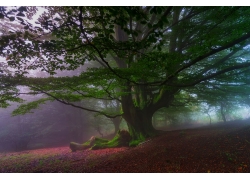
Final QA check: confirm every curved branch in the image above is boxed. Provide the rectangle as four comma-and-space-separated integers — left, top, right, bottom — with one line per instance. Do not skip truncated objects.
174, 62, 250, 87
77, 7, 135, 84
161, 31, 250, 86
142, 7, 173, 41
28, 85, 123, 118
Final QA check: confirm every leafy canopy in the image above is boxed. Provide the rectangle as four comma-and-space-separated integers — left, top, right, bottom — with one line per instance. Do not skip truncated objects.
1, 6, 250, 117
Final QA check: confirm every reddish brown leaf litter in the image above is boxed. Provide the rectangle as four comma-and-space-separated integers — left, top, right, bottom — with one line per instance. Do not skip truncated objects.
0, 120, 250, 173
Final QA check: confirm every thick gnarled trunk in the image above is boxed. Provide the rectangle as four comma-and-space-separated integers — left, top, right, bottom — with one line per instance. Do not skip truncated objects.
121, 85, 162, 146
125, 108, 156, 146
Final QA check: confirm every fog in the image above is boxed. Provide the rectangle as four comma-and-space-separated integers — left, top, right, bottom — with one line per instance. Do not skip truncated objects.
1, 92, 249, 153
0, 58, 120, 152
2, 6, 250, 154
0, 94, 125, 152
1, 59, 250, 152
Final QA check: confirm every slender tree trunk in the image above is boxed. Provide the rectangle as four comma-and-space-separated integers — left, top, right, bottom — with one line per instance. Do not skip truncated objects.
206, 112, 212, 125
169, 7, 181, 53
220, 102, 227, 123
96, 125, 104, 137
74, 101, 87, 142
111, 117, 121, 135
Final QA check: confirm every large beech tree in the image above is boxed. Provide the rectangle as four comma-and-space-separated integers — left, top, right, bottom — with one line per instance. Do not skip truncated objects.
2, 6, 250, 146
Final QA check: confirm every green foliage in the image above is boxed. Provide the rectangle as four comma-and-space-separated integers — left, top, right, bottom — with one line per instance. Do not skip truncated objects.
2, 6, 250, 145
0, 96, 24, 108
12, 98, 52, 116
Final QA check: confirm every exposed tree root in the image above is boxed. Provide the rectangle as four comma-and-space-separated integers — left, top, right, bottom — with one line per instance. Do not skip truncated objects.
69, 130, 131, 152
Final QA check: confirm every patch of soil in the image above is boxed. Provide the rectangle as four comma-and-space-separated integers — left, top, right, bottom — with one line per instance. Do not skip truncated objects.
1, 120, 250, 173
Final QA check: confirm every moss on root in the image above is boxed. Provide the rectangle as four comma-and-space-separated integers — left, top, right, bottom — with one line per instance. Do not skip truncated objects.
129, 140, 143, 147
129, 133, 146, 147
69, 130, 131, 152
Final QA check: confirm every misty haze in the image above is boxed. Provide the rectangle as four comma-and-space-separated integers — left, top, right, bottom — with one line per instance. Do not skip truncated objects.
1, 6, 250, 173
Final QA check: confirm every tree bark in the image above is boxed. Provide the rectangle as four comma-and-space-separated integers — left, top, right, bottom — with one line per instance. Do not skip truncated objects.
220, 102, 227, 123
120, 85, 159, 145
112, 17, 178, 146
125, 108, 156, 146
111, 116, 122, 135
206, 112, 212, 125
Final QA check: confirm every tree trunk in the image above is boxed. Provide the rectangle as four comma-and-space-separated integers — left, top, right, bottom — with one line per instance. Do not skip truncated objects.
96, 125, 104, 137
220, 102, 227, 123
119, 81, 177, 146
111, 116, 121, 135
70, 87, 175, 149
122, 105, 157, 146
74, 101, 87, 142
206, 112, 212, 125
112, 21, 178, 147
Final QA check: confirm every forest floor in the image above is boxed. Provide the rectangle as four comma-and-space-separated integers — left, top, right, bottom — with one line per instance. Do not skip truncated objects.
0, 119, 250, 173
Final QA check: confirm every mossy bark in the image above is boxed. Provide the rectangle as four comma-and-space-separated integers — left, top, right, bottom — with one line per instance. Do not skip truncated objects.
69, 130, 130, 151
70, 136, 97, 152
125, 108, 158, 146
70, 107, 162, 151
69, 82, 176, 151
91, 130, 131, 150
119, 83, 177, 147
